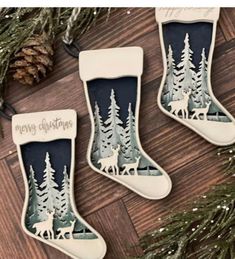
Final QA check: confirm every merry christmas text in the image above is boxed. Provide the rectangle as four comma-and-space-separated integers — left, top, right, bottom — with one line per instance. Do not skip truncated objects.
15, 118, 73, 136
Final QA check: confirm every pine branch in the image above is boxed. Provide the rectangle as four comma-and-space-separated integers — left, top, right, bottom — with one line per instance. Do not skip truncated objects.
137, 180, 235, 259
0, 7, 111, 99
137, 148, 235, 259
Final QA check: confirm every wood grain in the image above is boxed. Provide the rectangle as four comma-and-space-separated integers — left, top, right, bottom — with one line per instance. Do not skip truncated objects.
87, 200, 143, 258
1, 7, 235, 259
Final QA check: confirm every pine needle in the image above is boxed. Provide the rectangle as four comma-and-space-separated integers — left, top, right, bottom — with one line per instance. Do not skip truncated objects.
0, 7, 111, 127
137, 150, 235, 259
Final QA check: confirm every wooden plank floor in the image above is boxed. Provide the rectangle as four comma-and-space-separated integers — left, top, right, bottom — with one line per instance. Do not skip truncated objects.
1, 8, 235, 259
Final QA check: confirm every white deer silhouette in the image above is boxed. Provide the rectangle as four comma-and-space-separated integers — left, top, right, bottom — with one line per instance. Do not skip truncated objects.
122, 156, 141, 176
57, 220, 76, 239
98, 145, 120, 175
191, 101, 211, 120
33, 209, 55, 239
168, 89, 191, 119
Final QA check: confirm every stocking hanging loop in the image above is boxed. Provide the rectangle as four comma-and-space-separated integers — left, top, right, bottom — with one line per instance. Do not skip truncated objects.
0, 97, 16, 121
63, 41, 80, 58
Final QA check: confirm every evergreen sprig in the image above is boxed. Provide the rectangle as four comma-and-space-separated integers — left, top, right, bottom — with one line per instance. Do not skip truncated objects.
138, 145, 235, 259
0, 7, 110, 98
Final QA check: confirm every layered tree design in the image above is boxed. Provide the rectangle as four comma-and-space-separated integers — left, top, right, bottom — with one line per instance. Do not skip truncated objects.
123, 103, 139, 162
91, 89, 162, 176
161, 33, 230, 122
92, 103, 107, 161
26, 166, 43, 227
162, 45, 176, 104
26, 152, 97, 240
105, 89, 124, 146
196, 48, 210, 107
40, 152, 59, 220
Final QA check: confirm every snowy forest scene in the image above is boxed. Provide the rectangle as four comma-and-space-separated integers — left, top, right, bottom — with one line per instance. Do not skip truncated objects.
161, 32, 231, 123
26, 152, 96, 240
91, 88, 162, 177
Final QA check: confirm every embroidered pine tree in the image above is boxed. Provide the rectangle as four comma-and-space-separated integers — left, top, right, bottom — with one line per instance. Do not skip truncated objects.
123, 103, 139, 162
105, 89, 124, 153
27, 165, 43, 227
177, 33, 197, 108
163, 45, 176, 104
92, 102, 108, 160
196, 48, 210, 107
40, 152, 59, 219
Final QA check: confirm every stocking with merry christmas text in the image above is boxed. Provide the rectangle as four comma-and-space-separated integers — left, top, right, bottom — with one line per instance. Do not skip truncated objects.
12, 110, 106, 259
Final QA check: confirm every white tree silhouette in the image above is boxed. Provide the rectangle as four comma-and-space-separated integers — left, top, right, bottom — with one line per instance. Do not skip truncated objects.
92, 102, 108, 160
196, 48, 210, 107
176, 33, 197, 106
59, 166, 71, 218
40, 152, 59, 218
28, 165, 43, 221
105, 89, 124, 151
123, 103, 139, 162
163, 45, 176, 104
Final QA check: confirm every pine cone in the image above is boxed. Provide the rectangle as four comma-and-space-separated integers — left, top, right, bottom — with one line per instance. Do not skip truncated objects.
10, 33, 54, 86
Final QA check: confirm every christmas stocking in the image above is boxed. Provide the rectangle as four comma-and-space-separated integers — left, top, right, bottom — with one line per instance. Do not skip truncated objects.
156, 8, 235, 146
79, 47, 172, 199
12, 110, 106, 259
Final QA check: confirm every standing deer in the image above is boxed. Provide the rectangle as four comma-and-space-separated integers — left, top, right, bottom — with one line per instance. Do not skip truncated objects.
98, 145, 120, 175
168, 89, 191, 119
57, 220, 76, 239
122, 156, 141, 176
191, 101, 211, 120
33, 209, 55, 239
